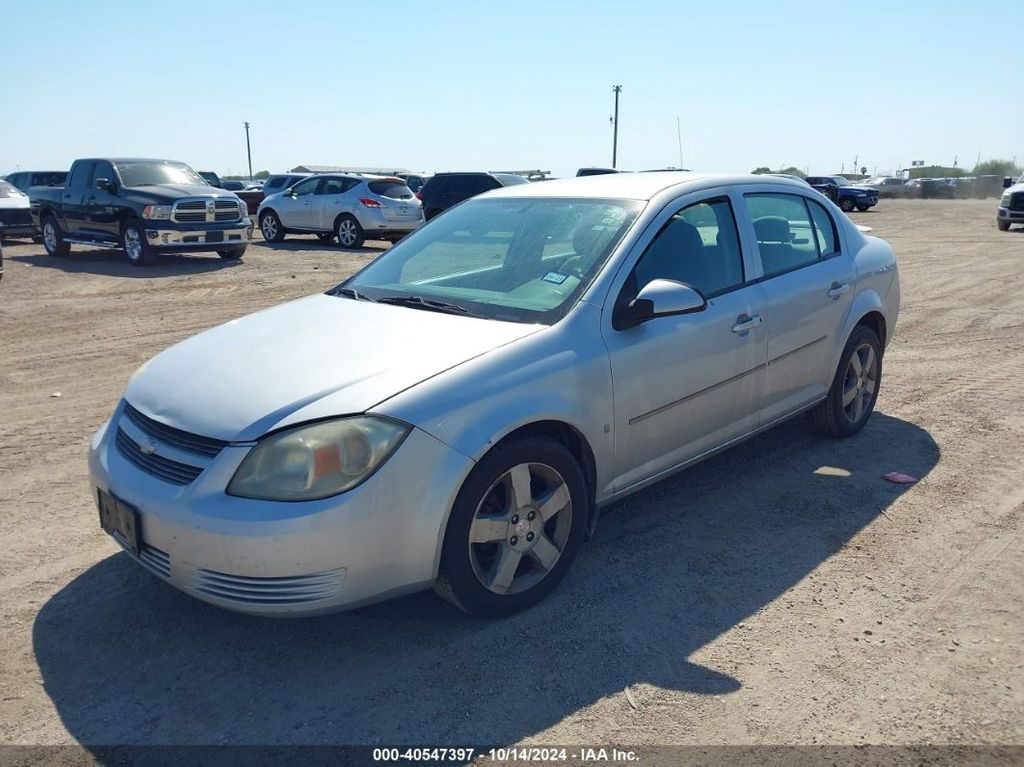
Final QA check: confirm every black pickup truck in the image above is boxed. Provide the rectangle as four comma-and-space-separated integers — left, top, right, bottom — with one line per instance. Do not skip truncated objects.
30, 158, 252, 266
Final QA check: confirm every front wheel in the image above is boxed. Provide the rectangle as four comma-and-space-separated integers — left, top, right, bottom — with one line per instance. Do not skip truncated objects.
259, 211, 285, 242
434, 437, 588, 617
806, 325, 882, 437
42, 216, 70, 257
839, 197, 856, 212
122, 220, 157, 266
217, 246, 246, 260
335, 215, 365, 249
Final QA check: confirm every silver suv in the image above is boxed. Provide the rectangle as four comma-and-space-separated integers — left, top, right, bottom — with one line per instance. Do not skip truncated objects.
257, 175, 423, 248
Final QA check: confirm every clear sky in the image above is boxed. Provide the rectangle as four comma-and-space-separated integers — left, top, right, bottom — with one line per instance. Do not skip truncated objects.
1, 0, 1019, 178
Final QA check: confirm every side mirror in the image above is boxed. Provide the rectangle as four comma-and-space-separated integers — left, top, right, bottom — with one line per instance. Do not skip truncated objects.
1004, 177, 1014, 189
615, 279, 707, 330
95, 178, 115, 193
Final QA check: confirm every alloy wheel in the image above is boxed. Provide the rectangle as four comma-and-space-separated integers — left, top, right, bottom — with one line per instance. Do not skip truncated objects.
261, 215, 278, 240
43, 222, 57, 253
124, 227, 142, 261
467, 462, 572, 596
337, 219, 358, 247
842, 343, 877, 422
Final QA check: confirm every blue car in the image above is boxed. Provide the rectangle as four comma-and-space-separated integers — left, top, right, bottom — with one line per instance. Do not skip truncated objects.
806, 176, 879, 212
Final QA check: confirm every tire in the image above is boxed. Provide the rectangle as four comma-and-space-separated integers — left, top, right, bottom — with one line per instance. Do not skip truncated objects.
335, 215, 365, 249
259, 211, 285, 242
217, 246, 246, 259
316, 232, 335, 242
839, 197, 856, 212
806, 325, 883, 438
122, 219, 157, 266
41, 216, 70, 257
997, 220, 1011, 232
434, 436, 588, 617
856, 205, 870, 212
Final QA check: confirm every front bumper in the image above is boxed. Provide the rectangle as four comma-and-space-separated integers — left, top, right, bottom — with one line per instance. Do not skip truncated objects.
0, 223, 38, 238
997, 206, 1024, 223
145, 219, 253, 252
88, 402, 474, 616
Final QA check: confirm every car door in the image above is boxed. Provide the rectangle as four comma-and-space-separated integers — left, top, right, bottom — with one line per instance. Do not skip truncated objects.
83, 160, 120, 241
313, 176, 359, 230
274, 176, 318, 228
60, 161, 94, 235
602, 192, 768, 492
741, 192, 855, 425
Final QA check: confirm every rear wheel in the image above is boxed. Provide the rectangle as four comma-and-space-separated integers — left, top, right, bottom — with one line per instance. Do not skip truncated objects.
335, 215, 365, 249
259, 211, 285, 242
806, 325, 882, 437
839, 197, 856, 212
122, 219, 157, 266
997, 220, 1011, 232
42, 216, 70, 257
434, 437, 588, 617
217, 246, 246, 260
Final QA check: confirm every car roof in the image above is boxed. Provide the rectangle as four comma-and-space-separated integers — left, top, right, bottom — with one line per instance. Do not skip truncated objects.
482, 172, 811, 201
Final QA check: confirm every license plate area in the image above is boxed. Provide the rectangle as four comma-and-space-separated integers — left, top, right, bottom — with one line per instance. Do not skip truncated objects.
98, 489, 141, 556
205, 231, 224, 243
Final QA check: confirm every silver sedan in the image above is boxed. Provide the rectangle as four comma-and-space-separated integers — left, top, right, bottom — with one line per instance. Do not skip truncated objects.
89, 172, 900, 617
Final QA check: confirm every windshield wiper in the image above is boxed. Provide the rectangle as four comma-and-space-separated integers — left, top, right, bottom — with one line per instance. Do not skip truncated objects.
333, 286, 373, 301
375, 295, 476, 317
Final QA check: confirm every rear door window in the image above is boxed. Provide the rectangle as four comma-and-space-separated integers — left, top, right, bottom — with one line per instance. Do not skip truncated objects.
807, 199, 839, 256
68, 162, 94, 190
744, 193, 820, 277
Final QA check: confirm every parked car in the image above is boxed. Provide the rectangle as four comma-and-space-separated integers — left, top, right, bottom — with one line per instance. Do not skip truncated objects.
261, 173, 311, 197
30, 158, 252, 266
0, 180, 37, 240
861, 177, 907, 198
219, 180, 248, 191
806, 176, 879, 212
419, 172, 529, 220
89, 172, 899, 617
258, 174, 422, 248
972, 175, 1006, 199
5, 170, 67, 192
997, 176, 1024, 231
199, 171, 223, 188
395, 172, 432, 194
903, 178, 955, 199
198, 173, 264, 213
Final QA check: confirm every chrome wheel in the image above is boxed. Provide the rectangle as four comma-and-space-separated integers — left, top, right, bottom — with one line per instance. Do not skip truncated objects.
842, 342, 877, 422
337, 219, 358, 247
260, 214, 278, 240
467, 462, 572, 596
123, 226, 142, 262
43, 221, 57, 253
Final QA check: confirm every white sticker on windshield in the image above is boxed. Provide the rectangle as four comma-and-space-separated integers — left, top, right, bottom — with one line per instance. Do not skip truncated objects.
542, 271, 569, 285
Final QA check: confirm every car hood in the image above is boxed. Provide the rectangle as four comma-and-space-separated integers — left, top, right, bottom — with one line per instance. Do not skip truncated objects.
123, 184, 241, 202
1006, 183, 1024, 195
0, 196, 30, 210
124, 294, 542, 441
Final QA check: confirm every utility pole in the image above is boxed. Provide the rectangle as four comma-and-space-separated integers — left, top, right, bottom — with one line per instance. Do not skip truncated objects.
244, 122, 253, 181
611, 85, 622, 168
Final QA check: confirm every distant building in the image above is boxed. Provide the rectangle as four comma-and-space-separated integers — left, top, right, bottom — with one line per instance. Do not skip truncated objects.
290, 164, 409, 175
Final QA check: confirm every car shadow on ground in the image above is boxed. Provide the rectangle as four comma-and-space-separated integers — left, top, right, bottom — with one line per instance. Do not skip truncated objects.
33, 412, 937, 747
252, 238, 390, 255
10, 249, 243, 278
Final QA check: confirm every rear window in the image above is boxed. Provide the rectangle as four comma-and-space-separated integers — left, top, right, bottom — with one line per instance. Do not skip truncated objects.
32, 172, 66, 187
367, 180, 414, 199
265, 177, 287, 190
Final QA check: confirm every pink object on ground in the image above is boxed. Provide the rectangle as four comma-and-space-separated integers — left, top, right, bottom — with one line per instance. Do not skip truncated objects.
883, 472, 918, 484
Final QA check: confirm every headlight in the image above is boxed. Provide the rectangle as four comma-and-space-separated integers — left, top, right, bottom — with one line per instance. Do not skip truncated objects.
142, 205, 172, 220
1001, 194, 1011, 207
227, 416, 409, 501
238, 200, 248, 218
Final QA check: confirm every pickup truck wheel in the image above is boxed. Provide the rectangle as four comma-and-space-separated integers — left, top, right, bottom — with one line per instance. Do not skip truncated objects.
806, 325, 882, 438
335, 215, 365, 249
856, 205, 870, 212
997, 220, 1011, 232
259, 211, 285, 242
42, 217, 70, 257
217, 246, 246, 260
839, 197, 856, 212
122, 220, 157, 266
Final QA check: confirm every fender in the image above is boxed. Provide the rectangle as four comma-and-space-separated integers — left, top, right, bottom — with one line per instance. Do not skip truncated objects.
829, 286, 887, 374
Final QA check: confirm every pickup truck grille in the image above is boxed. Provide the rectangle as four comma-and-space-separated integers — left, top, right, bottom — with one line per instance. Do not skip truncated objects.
171, 198, 242, 223
1010, 192, 1024, 211
0, 209, 33, 226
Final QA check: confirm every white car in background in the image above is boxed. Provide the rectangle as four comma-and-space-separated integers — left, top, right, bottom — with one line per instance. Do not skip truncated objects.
90, 172, 899, 618
257, 174, 423, 248
0, 180, 36, 241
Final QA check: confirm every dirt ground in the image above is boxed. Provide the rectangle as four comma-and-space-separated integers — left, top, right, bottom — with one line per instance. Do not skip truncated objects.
0, 200, 1021, 753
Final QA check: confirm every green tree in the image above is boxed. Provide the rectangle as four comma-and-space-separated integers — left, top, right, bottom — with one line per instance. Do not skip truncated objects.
751, 166, 772, 175
972, 159, 1020, 177
777, 166, 806, 178
255, 170, 270, 179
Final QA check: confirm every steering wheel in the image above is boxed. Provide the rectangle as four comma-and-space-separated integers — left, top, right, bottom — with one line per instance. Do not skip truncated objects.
557, 254, 587, 277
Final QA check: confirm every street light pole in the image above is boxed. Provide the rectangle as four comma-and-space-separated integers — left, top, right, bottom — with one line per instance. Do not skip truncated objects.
244, 122, 253, 181
611, 85, 622, 168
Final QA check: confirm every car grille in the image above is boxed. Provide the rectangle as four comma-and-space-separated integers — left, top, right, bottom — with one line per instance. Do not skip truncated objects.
123, 402, 227, 458
138, 543, 172, 579
193, 568, 345, 605
115, 428, 205, 485
172, 198, 242, 223
0, 208, 32, 226
1010, 192, 1024, 211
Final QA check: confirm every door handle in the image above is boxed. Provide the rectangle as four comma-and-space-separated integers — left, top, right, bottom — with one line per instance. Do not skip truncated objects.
827, 281, 850, 299
731, 314, 763, 334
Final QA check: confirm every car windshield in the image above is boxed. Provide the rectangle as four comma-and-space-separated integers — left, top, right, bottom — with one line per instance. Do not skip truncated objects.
833, 176, 852, 185
338, 197, 643, 324
0, 180, 25, 198
115, 161, 206, 187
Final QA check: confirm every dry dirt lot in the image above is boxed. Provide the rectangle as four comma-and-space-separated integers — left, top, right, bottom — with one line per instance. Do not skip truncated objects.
0, 200, 1021, 754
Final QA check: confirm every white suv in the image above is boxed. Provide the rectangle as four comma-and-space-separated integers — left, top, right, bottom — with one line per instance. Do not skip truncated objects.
257, 175, 423, 248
